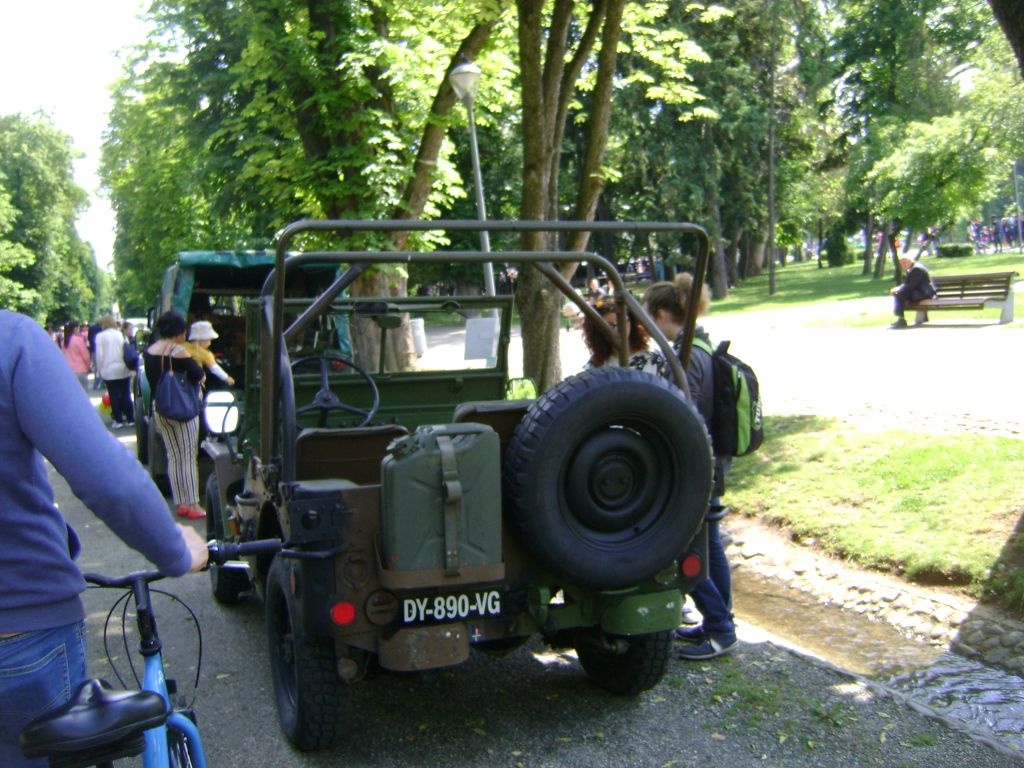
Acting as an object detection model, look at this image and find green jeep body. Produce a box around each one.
[133,251,275,478]
[202,219,715,751]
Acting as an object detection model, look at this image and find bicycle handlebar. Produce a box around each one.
[207,538,283,565]
[82,539,283,587]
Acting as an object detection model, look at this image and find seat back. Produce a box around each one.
[294,424,408,485]
[452,400,532,456]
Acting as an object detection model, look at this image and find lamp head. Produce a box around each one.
[449,61,482,103]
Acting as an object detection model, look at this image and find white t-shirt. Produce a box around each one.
[95,328,130,381]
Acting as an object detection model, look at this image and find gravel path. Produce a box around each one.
[544,293,1023,436]
[61,303,1023,767]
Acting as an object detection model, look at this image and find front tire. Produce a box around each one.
[205,474,249,605]
[134,395,149,464]
[266,556,346,750]
[576,630,672,695]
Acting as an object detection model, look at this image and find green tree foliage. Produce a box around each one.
[868,115,1003,232]
[823,223,851,266]
[0,114,99,323]
[102,0,510,314]
[832,0,999,276]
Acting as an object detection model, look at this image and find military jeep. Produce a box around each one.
[202,219,714,751]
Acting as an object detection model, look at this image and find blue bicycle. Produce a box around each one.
[19,539,281,768]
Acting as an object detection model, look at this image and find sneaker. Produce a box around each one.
[184,506,207,520]
[675,635,737,661]
[889,318,908,329]
[111,421,125,429]
[679,603,701,626]
[176,505,192,518]
[673,625,705,643]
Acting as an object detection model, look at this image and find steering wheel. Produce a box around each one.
[290,351,380,427]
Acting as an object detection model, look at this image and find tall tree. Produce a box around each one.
[103,0,507,333]
[0,114,98,322]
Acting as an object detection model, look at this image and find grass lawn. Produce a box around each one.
[613,250,1023,613]
[708,247,1024,326]
[726,415,1024,615]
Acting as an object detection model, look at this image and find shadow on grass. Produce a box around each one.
[976,508,1024,620]
[727,414,838,493]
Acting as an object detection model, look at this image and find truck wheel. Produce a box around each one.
[205,475,249,605]
[266,556,346,751]
[147,425,171,495]
[134,398,148,465]
[505,368,712,590]
[576,630,671,695]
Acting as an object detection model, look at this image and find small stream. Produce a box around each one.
[733,570,1024,755]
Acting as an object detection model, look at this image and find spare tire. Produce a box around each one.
[505,367,712,590]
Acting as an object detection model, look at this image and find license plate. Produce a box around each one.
[401,590,502,625]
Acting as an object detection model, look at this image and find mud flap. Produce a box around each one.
[378,623,469,671]
[599,590,682,636]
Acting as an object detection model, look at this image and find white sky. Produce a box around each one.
[0,0,152,271]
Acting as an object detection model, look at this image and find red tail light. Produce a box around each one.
[681,555,702,578]
[330,601,357,626]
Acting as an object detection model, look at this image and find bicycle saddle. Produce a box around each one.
[20,679,167,763]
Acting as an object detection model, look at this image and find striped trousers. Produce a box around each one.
[154,411,200,507]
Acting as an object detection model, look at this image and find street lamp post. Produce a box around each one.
[449,61,497,298]
[1014,159,1023,251]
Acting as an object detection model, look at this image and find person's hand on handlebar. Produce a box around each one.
[177,524,210,572]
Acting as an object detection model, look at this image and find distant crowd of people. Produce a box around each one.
[968,215,1024,253]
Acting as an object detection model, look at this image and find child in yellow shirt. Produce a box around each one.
[185,321,236,387]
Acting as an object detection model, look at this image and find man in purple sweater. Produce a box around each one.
[0,311,208,767]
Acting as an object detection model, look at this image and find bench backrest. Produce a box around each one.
[932,271,1017,300]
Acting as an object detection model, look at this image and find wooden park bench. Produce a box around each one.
[907,270,1018,325]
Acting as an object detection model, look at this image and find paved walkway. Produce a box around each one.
[542,295,1024,438]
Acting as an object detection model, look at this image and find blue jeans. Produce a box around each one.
[105,377,133,424]
[690,520,735,640]
[0,622,88,768]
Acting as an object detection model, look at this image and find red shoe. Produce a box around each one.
[176,505,207,519]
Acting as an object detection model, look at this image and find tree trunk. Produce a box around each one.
[862,216,874,275]
[724,227,742,287]
[515,0,619,393]
[747,237,765,278]
[887,217,903,281]
[872,220,888,279]
[705,185,730,300]
[989,0,1024,78]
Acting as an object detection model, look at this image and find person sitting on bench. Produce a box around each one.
[889,255,937,329]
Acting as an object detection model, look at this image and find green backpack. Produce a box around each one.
[692,337,763,457]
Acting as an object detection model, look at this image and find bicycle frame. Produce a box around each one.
[129,576,207,768]
[141,653,206,768]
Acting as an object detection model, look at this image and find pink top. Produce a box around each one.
[62,333,91,374]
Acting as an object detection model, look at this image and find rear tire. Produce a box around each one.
[167,727,196,768]
[576,630,671,695]
[266,556,346,750]
[205,475,249,605]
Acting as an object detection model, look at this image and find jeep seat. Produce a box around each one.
[294,424,408,485]
[452,400,531,455]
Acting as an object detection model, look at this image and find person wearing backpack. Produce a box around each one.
[644,274,737,661]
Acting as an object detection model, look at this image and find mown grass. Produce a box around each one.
[708,247,1024,321]
[726,415,1024,610]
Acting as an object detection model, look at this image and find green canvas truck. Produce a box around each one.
[201,219,715,751]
